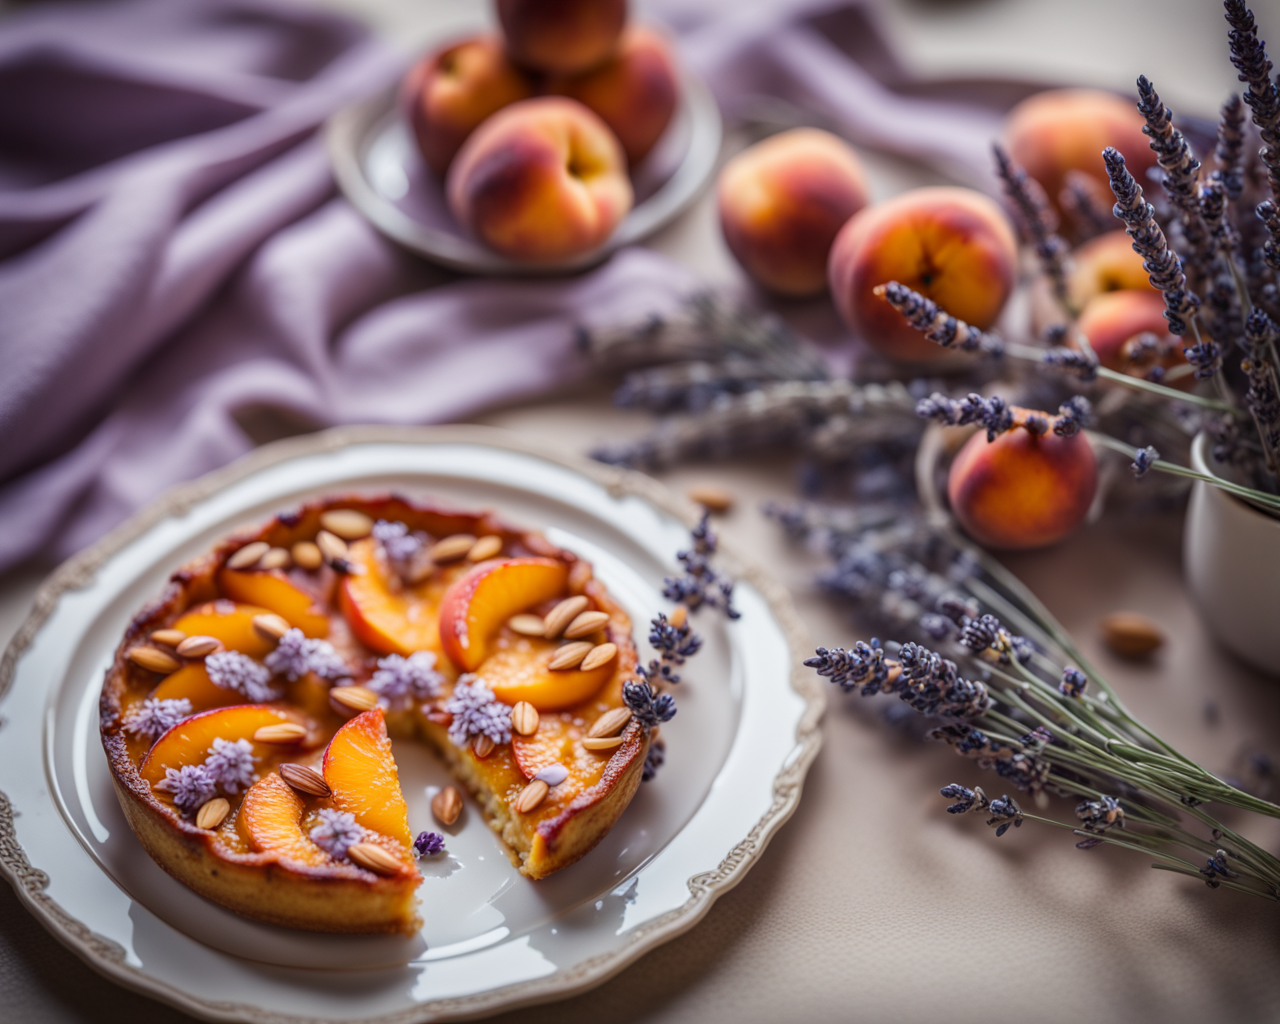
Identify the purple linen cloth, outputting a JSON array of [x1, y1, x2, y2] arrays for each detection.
[[0, 0, 1040, 574]]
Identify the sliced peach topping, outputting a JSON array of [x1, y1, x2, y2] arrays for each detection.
[[338, 538, 448, 657], [238, 772, 327, 866], [140, 704, 293, 789], [479, 634, 611, 710], [511, 713, 611, 804], [172, 601, 276, 658], [438, 557, 569, 671], [218, 568, 329, 638], [323, 709, 412, 847], [150, 663, 245, 712]]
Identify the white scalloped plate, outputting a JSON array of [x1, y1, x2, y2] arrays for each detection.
[[0, 425, 821, 1023]]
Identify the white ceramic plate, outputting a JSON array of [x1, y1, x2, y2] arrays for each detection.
[[0, 426, 821, 1023], [326, 72, 722, 275]]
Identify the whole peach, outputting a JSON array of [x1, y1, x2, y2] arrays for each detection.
[[497, 0, 627, 76], [446, 96, 633, 263], [401, 35, 535, 176], [550, 26, 679, 166], [1004, 89, 1155, 240], [1075, 290, 1191, 385], [717, 128, 870, 297], [948, 416, 1097, 550], [1068, 229, 1154, 309], [828, 187, 1017, 362]]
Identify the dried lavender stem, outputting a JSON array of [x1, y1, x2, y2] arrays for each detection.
[[992, 143, 1073, 311]]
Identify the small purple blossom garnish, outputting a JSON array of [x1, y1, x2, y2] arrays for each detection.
[[203, 737, 258, 794], [445, 678, 513, 747], [310, 808, 364, 859], [264, 628, 350, 682], [986, 794, 1024, 837], [373, 520, 425, 564], [1059, 667, 1088, 699], [124, 697, 192, 741], [940, 783, 988, 815], [535, 763, 570, 787], [641, 738, 665, 782], [916, 392, 1014, 441], [662, 514, 740, 619], [1131, 445, 1160, 479], [622, 680, 676, 728], [369, 652, 444, 707], [156, 763, 217, 816], [414, 831, 446, 857], [206, 650, 278, 702]]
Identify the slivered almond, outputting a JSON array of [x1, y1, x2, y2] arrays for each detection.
[[543, 596, 589, 639], [548, 641, 593, 671], [196, 797, 230, 830], [515, 779, 549, 814], [316, 530, 348, 563], [279, 763, 331, 797], [432, 786, 462, 826], [1100, 612, 1165, 658], [669, 605, 688, 629], [579, 643, 618, 672], [291, 541, 323, 571], [348, 842, 401, 876], [176, 635, 222, 658], [253, 722, 307, 744], [330, 685, 378, 716], [430, 534, 476, 562], [508, 614, 545, 637], [587, 707, 632, 739], [127, 646, 180, 674], [259, 546, 291, 571], [511, 701, 540, 736], [319, 509, 374, 540], [582, 736, 624, 752], [688, 484, 734, 512], [467, 535, 504, 562], [251, 613, 291, 642], [227, 541, 270, 570], [564, 610, 610, 639], [473, 734, 496, 758], [149, 629, 187, 647]]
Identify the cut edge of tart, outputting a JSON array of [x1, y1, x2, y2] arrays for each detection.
[[100, 495, 653, 935]]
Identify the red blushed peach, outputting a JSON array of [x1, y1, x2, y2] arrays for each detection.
[[549, 26, 678, 166], [446, 96, 633, 262], [400, 35, 535, 177], [828, 187, 1017, 362], [497, 0, 627, 76], [948, 416, 1097, 550], [1004, 90, 1156, 240], [1068, 229, 1154, 310], [1075, 290, 1191, 386], [718, 128, 870, 297]]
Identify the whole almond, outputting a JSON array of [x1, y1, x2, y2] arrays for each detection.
[[253, 722, 307, 744], [582, 735, 625, 752], [149, 628, 187, 648], [515, 779, 549, 814], [319, 509, 374, 540], [467, 535, 504, 562], [252, 612, 291, 642], [279, 763, 331, 798], [259, 546, 292, 571], [291, 540, 324, 571], [688, 485, 734, 512], [543, 596, 590, 639], [430, 534, 476, 562], [330, 685, 378, 716], [508, 613, 546, 637], [564, 610, 610, 639], [1100, 612, 1165, 658], [176, 635, 222, 658], [127, 646, 181, 674], [432, 786, 463, 826], [347, 841, 401, 876], [587, 707, 632, 739], [473, 734, 496, 758], [227, 541, 270, 570], [548, 641, 593, 671], [511, 701, 540, 736], [316, 530, 349, 563], [195, 797, 231, 830], [579, 643, 618, 672], [669, 605, 688, 629]]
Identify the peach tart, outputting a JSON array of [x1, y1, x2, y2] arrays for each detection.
[[100, 496, 677, 934]]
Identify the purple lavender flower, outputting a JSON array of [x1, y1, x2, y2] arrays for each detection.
[[915, 392, 1014, 440], [1059, 667, 1088, 698], [940, 783, 988, 814], [156, 763, 217, 816], [1131, 445, 1160, 479], [1259, 201, 1280, 273], [206, 650, 278, 702], [1200, 848, 1240, 888], [203, 737, 257, 794], [895, 642, 992, 719], [1137, 75, 1210, 275], [1020, 726, 1053, 751], [373, 519, 425, 564], [1225, 0, 1280, 199], [414, 831, 446, 857], [264, 628, 350, 682], [1214, 94, 1246, 200], [124, 697, 192, 742], [641, 738, 666, 782], [1040, 346, 1100, 381], [805, 641, 891, 695], [875, 282, 1006, 356], [662, 515, 741, 619], [993, 143, 1071, 306], [1076, 795, 1125, 833], [310, 808, 364, 859], [368, 651, 444, 707], [986, 794, 1024, 837], [623, 679, 677, 728], [445, 678, 513, 747], [1054, 396, 1092, 437]]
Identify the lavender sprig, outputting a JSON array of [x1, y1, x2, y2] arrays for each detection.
[[445, 679, 512, 747], [640, 611, 703, 685], [156, 764, 217, 816], [663, 514, 741, 619], [310, 808, 363, 859], [264, 628, 350, 683], [203, 737, 257, 794], [622, 680, 677, 728], [369, 651, 445, 707], [642, 738, 666, 782], [916, 392, 1014, 440], [414, 831, 446, 857], [993, 143, 1072, 308], [1259, 200, 1280, 272], [372, 519, 424, 564], [1215, 93, 1247, 200], [873, 282, 1006, 356], [1137, 75, 1210, 279], [124, 697, 192, 742], [1225, 0, 1280, 200], [206, 651, 278, 702]]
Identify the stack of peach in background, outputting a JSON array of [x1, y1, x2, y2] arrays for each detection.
[[401, 0, 678, 263]]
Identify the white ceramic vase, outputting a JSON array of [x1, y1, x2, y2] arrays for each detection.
[[1184, 432, 1280, 675]]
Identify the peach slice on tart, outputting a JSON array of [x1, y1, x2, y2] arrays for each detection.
[[218, 568, 329, 638], [149, 663, 246, 713], [171, 600, 277, 659], [238, 771, 328, 865], [438, 557, 570, 671], [478, 633, 616, 711], [338, 537, 451, 658], [323, 708, 414, 849]]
